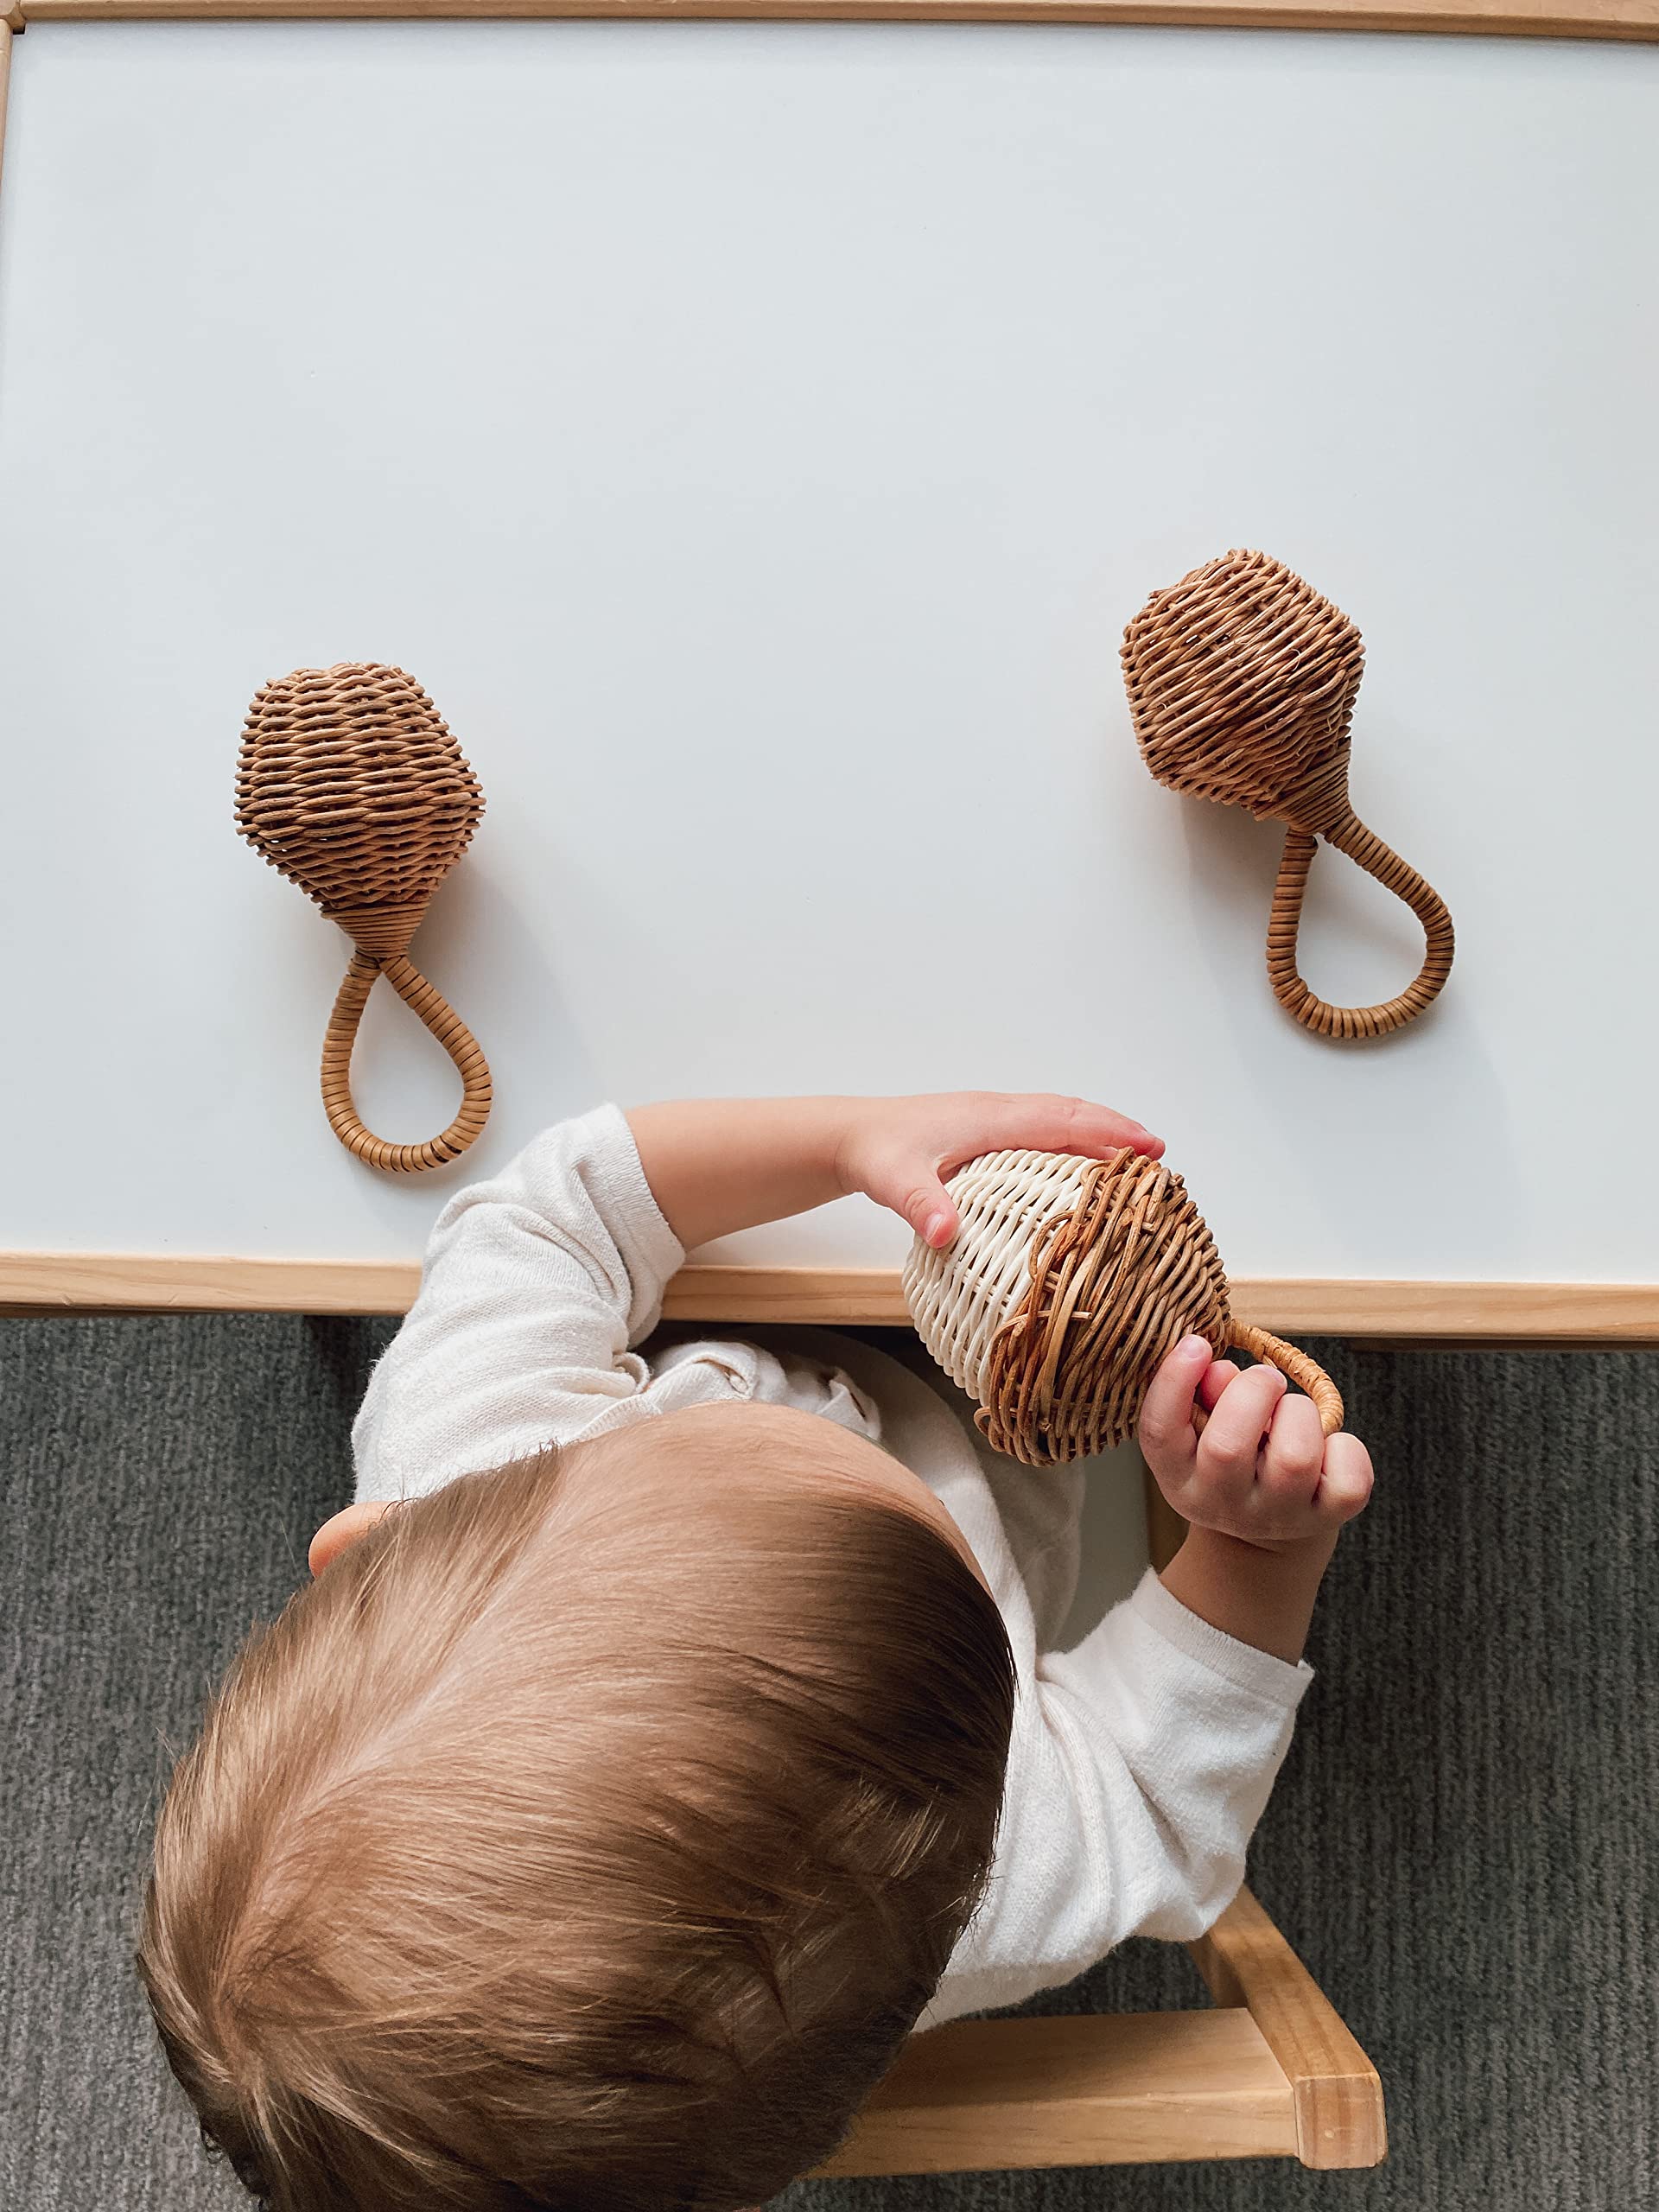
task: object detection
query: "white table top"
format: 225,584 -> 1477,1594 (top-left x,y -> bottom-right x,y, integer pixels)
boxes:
2,23 -> 1655,1292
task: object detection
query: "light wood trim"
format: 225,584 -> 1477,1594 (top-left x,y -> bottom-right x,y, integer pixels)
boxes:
659,1264 -> 914,1324
815,2007 -> 1299,2173
0,1251 -> 904,1320
1191,1888 -> 1386,2169
0,28 -> 13,175
0,1249 -> 423,1316
1225,1276 -> 1659,1344
13,0 -> 1659,42
2,1250 -> 1656,1339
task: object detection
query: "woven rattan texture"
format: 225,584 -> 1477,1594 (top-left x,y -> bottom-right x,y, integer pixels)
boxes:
236,664 -> 491,1173
236,664 -> 483,950
904,1148 -> 1343,1465
1122,549 -> 1454,1039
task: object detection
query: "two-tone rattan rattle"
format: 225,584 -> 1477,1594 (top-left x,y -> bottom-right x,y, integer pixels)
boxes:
904,1147 -> 1342,1466
235,663 -> 491,1173
1124,550 -> 1454,1040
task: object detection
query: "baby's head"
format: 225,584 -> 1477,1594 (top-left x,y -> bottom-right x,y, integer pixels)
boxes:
137,1402 -> 1015,2212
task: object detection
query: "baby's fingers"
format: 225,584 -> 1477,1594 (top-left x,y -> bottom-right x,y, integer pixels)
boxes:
1198,1358 -> 1243,1412
1258,1391 -> 1326,1506
1196,1361 -> 1287,1485
1315,1433 -> 1375,1525
1138,1336 -> 1212,1473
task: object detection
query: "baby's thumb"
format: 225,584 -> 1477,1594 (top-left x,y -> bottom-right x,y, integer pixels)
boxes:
872,1156 -> 958,1249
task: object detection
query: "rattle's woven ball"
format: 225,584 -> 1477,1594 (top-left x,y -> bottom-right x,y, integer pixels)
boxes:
1124,547 -> 1365,833
1123,549 -> 1454,1041
236,663 -> 484,953
236,664 -> 492,1173
903,1147 -> 1342,1465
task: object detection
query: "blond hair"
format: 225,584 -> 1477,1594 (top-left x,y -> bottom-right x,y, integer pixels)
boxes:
137,1411 -> 1015,2212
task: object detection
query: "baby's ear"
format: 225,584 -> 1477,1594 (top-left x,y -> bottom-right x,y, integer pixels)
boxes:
308,1498 -> 397,1578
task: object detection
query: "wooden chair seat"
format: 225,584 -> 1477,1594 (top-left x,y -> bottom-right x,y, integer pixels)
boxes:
820,1887 -> 1385,2176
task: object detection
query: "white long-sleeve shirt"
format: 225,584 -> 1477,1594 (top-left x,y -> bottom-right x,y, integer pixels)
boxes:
353,1105 -> 1313,2028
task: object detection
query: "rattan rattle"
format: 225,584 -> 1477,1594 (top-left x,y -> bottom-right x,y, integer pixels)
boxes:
903,1147 -> 1342,1465
1123,549 -> 1454,1040
235,663 -> 491,1173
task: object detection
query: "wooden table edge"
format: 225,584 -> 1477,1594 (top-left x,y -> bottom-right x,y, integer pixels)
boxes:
7,0 -> 1657,43
1,1251 -> 1656,1339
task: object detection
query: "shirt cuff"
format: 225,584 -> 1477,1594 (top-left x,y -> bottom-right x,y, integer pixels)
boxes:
1129,1567 -> 1314,1710
569,1101 -> 688,1342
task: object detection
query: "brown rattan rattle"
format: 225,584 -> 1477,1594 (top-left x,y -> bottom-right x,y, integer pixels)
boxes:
904,1147 -> 1342,1465
1123,549 -> 1454,1039
235,663 -> 492,1173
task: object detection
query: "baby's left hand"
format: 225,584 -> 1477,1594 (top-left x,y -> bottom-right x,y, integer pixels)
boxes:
1140,1335 -> 1374,1554
835,1090 -> 1164,1249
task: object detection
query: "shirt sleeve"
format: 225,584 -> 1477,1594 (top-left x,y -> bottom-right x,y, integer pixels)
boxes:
1035,1569 -> 1313,1943
925,1567 -> 1312,2023
351,1103 -> 686,1503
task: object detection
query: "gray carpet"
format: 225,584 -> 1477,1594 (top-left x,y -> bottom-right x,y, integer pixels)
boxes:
3,1319 -> 1655,2209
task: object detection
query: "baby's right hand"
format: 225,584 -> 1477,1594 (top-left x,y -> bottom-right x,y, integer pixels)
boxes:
1139,1336 -> 1373,1554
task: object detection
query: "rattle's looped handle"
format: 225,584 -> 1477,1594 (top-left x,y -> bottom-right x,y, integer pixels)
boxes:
321,950 -> 493,1173
1223,1323 -> 1344,1436
1267,811 -> 1454,1039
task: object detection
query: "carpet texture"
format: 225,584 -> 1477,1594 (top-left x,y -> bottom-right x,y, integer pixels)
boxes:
2,1319 -> 1654,2209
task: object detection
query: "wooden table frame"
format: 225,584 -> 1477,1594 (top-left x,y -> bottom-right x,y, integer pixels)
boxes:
0,7 -> 1650,2171
1,2 -> 1654,43
3,1251 -> 1656,1340
2,0 -> 1654,1356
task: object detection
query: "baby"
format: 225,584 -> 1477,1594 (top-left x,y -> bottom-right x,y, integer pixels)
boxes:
137,1092 -> 1372,2212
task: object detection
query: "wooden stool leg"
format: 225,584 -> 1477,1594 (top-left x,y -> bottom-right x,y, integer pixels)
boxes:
1189,1890 -> 1387,2170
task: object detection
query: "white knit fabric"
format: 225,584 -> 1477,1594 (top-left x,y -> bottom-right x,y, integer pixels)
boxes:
353,1104 -> 1313,2028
